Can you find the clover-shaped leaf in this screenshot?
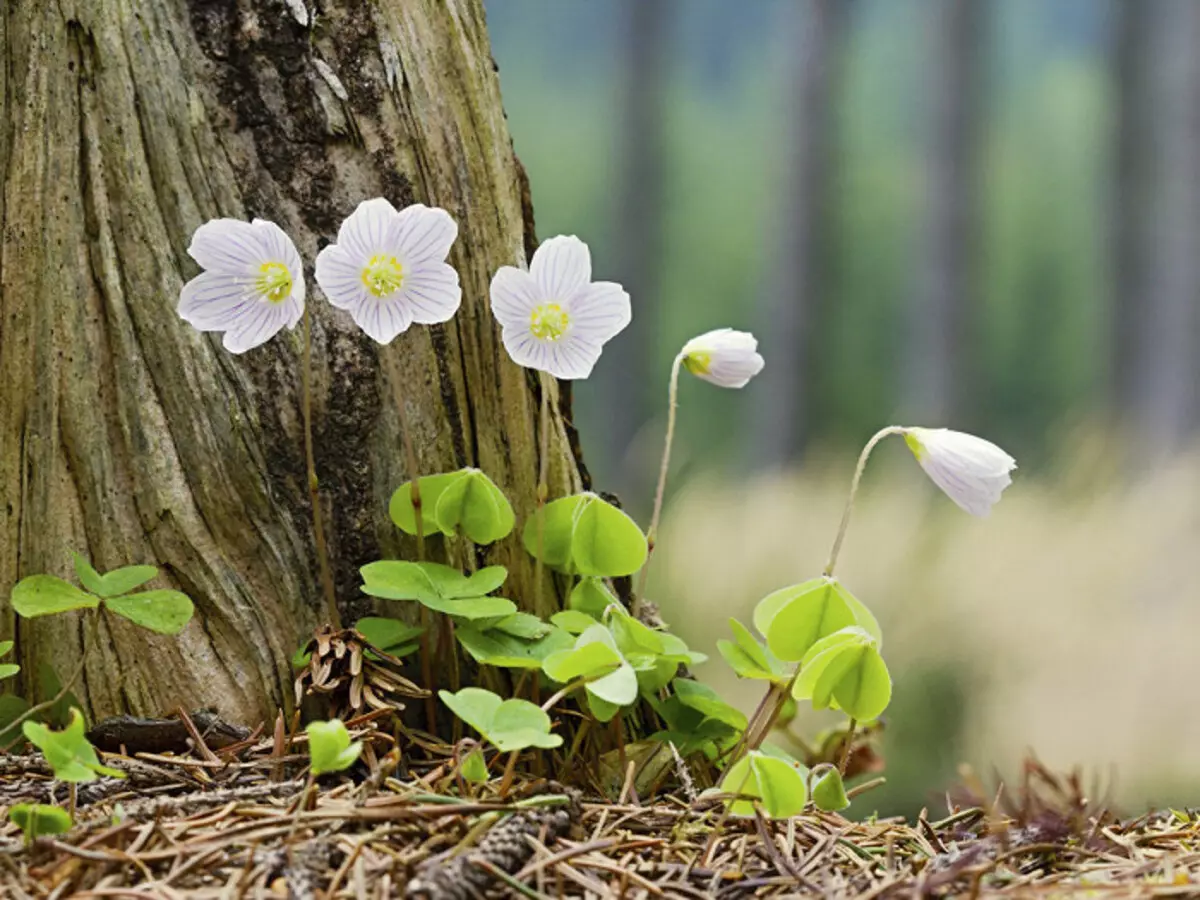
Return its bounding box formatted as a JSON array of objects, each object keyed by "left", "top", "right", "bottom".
[
  {"left": 718, "top": 618, "right": 788, "bottom": 683},
  {"left": 722, "top": 750, "right": 808, "bottom": 819},
  {"left": 0, "top": 641, "right": 19, "bottom": 680},
  {"left": 9, "top": 804, "right": 72, "bottom": 843},
  {"left": 23, "top": 709, "right": 124, "bottom": 783},
  {"left": 354, "top": 617, "right": 424, "bottom": 659},
  {"left": 550, "top": 610, "right": 597, "bottom": 635},
  {"left": 455, "top": 624, "right": 573, "bottom": 669},
  {"left": 361, "top": 562, "right": 513, "bottom": 619},
  {"left": 11, "top": 576, "right": 99, "bottom": 619},
  {"left": 433, "top": 469, "right": 516, "bottom": 544},
  {"left": 489, "top": 613, "right": 552, "bottom": 641},
  {"left": 72, "top": 553, "right": 157, "bottom": 599},
  {"left": 811, "top": 766, "right": 851, "bottom": 812},
  {"left": 569, "top": 577, "right": 619, "bottom": 617},
  {"left": 672, "top": 679, "right": 748, "bottom": 731},
  {"left": 761, "top": 577, "right": 880, "bottom": 662},
  {"left": 542, "top": 625, "right": 638, "bottom": 716},
  {"left": 793, "top": 627, "right": 892, "bottom": 722},
  {"left": 388, "top": 471, "right": 464, "bottom": 537},
  {"left": 524, "top": 493, "right": 647, "bottom": 577},
  {"left": 306, "top": 720, "right": 362, "bottom": 776},
  {"left": 438, "top": 688, "right": 562, "bottom": 752},
  {"left": 105, "top": 591, "right": 194, "bottom": 635}
]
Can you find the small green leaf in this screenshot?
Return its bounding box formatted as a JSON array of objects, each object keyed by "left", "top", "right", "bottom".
[
  {"left": 0, "top": 640, "right": 18, "bottom": 680},
  {"left": 434, "top": 469, "right": 516, "bottom": 545},
  {"left": 606, "top": 606, "right": 664, "bottom": 657},
  {"left": 490, "top": 613, "right": 551, "bottom": 640},
  {"left": 11, "top": 576, "right": 99, "bottom": 618},
  {"left": 389, "top": 472, "right": 465, "bottom": 537},
  {"left": 9, "top": 804, "right": 72, "bottom": 842},
  {"left": 306, "top": 720, "right": 362, "bottom": 776},
  {"left": 550, "top": 610, "right": 597, "bottom": 634},
  {"left": 542, "top": 626, "right": 637, "bottom": 708},
  {"left": 456, "top": 566, "right": 509, "bottom": 598},
  {"left": 455, "top": 625, "right": 572, "bottom": 669},
  {"left": 23, "top": 709, "right": 124, "bottom": 782},
  {"left": 794, "top": 628, "right": 892, "bottom": 721},
  {"left": 439, "top": 688, "right": 562, "bottom": 752},
  {"left": 104, "top": 591, "right": 194, "bottom": 635},
  {"left": 354, "top": 617, "right": 425, "bottom": 657},
  {"left": 420, "top": 595, "right": 518, "bottom": 620},
  {"left": 763, "top": 578, "right": 856, "bottom": 662},
  {"left": 73, "top": 554, "right": 157, "bottom": 599},
  {"left": 0, "top": 641, "right": 13, "bottom": 657},
  {"left": 522, "top": 495, "right": 588, "bottom": 571},
  {"left": 723, "top": 750, "right": 808, "bottom": 818},
  {"left": 571, "top": 495, "right": 648, "bottom": 577},
  {"left": 461, "top": 746, "right": 489, "bottom": 783},
  {"left": 811, "top": 768, "right": 851, "bottom": 811},
  {"left": 673, "top": 679, "right": 748, "bottom": 731},
  {"left": 360, "top": 561, "right": 442, "bottom": 605},
  {"left": 569, "top": 577, "right": 618, "bottom": 617}
]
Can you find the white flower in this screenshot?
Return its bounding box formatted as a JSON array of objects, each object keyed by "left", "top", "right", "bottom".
[
  {"left": 903, "top": 427, "right": 1016, "bottom": 516},
  {"left": 680, "top": 328, "right": 764, "bottom": 388},
  {"left": 314, "top": 198, "right": 461, "bottom": 345},
  {"left": 489, "top": 235, "right": 631, "bottom": 380},
  {"left": 178, "top": 218, "right": 305, "bottom": 354}
]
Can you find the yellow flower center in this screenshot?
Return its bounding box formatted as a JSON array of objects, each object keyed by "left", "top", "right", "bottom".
[
  {"left": 529, "top": 303, "right": 570, "bottom": 341},
  {"left": 255, "top": 262, "right": 293, "bottom": 304},
  {"left": 361, "top": 254, "right": 405, "bottom": 297},
  {"left": 683, "top": 351, "right": 712, "bottom": 376}
]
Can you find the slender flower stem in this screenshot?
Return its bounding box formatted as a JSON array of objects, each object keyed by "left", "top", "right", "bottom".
[
  {"left": 534, "top": 372, "right": 553, "bottom": 612},
  {"left": 385, "top": 349, "right": 435, "bottom": 732},
  {"left": 636, "top": 352, "right": 684, "bottom": 608},
  {"left": 838, "top": 718, "right": 857, "bottom": 776},
  {"left": 823, "top": 426, "right": 904, "bottom": 579},
  {"left": 302, "top": 305, "right": 340, "bottom": 630},
  {"left": 730, "top": 426, "right": 903, "bottom": 769}
]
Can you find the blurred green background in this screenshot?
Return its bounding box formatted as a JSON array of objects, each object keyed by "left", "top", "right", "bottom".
[{"left": 487, "top": 0, "right": 1200, "bottom": 817}]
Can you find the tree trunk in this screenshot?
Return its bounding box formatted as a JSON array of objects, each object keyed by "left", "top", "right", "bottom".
[
  {"left": 0, "top": 0, "right": 585, "bottom": 724},
  {"left": 902, "top": 0, "right": 985, "bottom": 423},
  {"left": 752, "top": 0, "right": 846, "bottom": 465}
]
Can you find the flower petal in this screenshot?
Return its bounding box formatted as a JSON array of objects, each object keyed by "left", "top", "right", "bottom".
[
  {"left": 530, "top": 235, "right": 591, "bottom": 300},
  {"left": 335, "top": 197, "right": 398, "bottom": 260},
  {"left": 188, "top": 219, "right": 275, "bottom": 273},
  {"left": 567, "top": 281, "right": 631, "bottom": 345},
  {"left": 393, "top": 205, "right": 458, "bottom": 266},
  {"left": 489, "top": 266, "right": 543, "bottom": 329},
  {"left": 178, "top": 270, "right": 259, "bottom": 328},
  {"left": 349, "top": 297, "right": 415, "bottom": 345},
  {"left": 222, "top": 302, "right": 291, "bottom": 354},
  {"left": 403, "top": 263, "right": 462, "bottom": 325}
]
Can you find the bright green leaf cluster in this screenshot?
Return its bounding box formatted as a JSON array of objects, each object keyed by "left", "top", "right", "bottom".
[
  {"left": 758, "top": 576, "right": 880, "bottom": 662},
  {"left": 9, "top": 804, "right": 72, "bottom": 843},
  {"left": 390, "top": 468, "right": 515, "bottom": 545},
  {"left": 23, "top": 709, "right": 124, "bottom": 783},
  {"left": 439, "top": 687, "right": 562, "bottom": 752},
  {"left": 306, "top": 719, "right": 362, "bottom": 776},
  {"left": 10, "top": 555, "right": 194, "bottom": 636},
  {"left": 523, "top": 493, "right": 647, "bottom": 577}
]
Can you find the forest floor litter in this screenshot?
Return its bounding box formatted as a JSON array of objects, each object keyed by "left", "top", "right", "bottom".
[{"left": 0, "top": 713, "right": 1197, "bottom": 898}]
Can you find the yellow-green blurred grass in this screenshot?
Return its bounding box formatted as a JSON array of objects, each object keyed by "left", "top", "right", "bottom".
[{"left": 651, "top": 440, "right": 1200, "bottom": 814}]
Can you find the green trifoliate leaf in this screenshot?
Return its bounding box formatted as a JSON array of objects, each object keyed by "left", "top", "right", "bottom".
[
  {"left": 551, "top": 610, "right": 598, "bottom": 634},
  {"left": 768, "top": 578, "right": 864, "bottom": 662},
  {"left": 722, "top": 750, "right": 808, "bottom": 819},
  {"left": 361, "top": 562, "right": 509, "bottom": 619},
  {"left": 389, "top": 471, "right": 464, "bottom": 537},
  {"left": 104, "top": 591, "right": 194, "bottom": 635},
  {"left": 72, "top": 553, "right": 157, "bottom": 599},
  {"left": 542, "top": 625, "right": 638, "bottom": 708},
  {"left": 718, "top": 618, "right": 787, "bottom": 682},
  {"left": 23, "top": 709, "right": 124, "bottom": 783},
  {"left": 569, "top": 576, "right": 619, "bottom": 617},
  {"left": 461, "top": 746, "right": 489, "bottom": 783},
  {"left": 605, "top": 605, "right": 664, "bottom": 658},
  {"left": 11, "top": 576, "right": 99, "bottom": 619},
  {"left": 570, "top": 496, "right": 647, "bottom": 577},
  {"left": 522, "top": 494, "right": 587, "bottom": 571},
  {"left": 794, "top": 627, "right": 892, "bottom": 722},
  {"left": 672, "top": 679, "right": 748, "bottom": 731},
  {"left": 455, "top": 624, "right": 572, "bottom": 669},
  {"left": 306, "top": 720, "right": 362, "bottom": 776},
  {"left": 421, "top": 595, "right": 518, "bottom": 620},
  {"left": 9, "top": 804, "right": 72, "bottom": 842},
  {"left": 361, "top": 561, "right": 441, "bottom": 604},
  {"left": 439, "top": 688, "right": 562, "bottom": 752},
  {"left": 354, "top": 617, "right": 424, "bottom": 659},
  {"left": 489, "top": 613, "right": 551, "bottom": 640},
  {"left": 433, "top": 468, "right": 516, "bottom": 545},
  {"left": 811, "top": 767, "right": 851, "bottom": 812}
]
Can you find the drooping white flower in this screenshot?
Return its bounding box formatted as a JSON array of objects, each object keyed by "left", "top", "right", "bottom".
[
  {"left": 178, "top": 218, "right": 305, "bottom": 353},
  {"left": 680, "top": 328, "right": 764, "bottom": 388},
  {"left": 489, "top": 235, "right": 631, "bottom": 380},
  {"left": 314, "top": 198, "right": 461, "bottom": 345},
  {"left": 903, "top": 427, "right": 1016, "bottom": 516}
]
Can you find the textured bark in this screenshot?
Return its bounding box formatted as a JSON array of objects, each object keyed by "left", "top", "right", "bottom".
[
  {"left": 902, "top": 0, "right": 985, "bottom": 422},
  {"left": 0, "top": 0, "right": 585, "bottom": 722}
]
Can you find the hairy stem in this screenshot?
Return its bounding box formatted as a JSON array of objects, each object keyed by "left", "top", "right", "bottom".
[
  {"left": 823, "top": 426, "right": 904, "bottom": 578},
  {"left": 636, "top": 352, "right": 684, "bottom": 609},
  {"left": 302, "top": 305, "right": 340, "bottom": 630}
]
